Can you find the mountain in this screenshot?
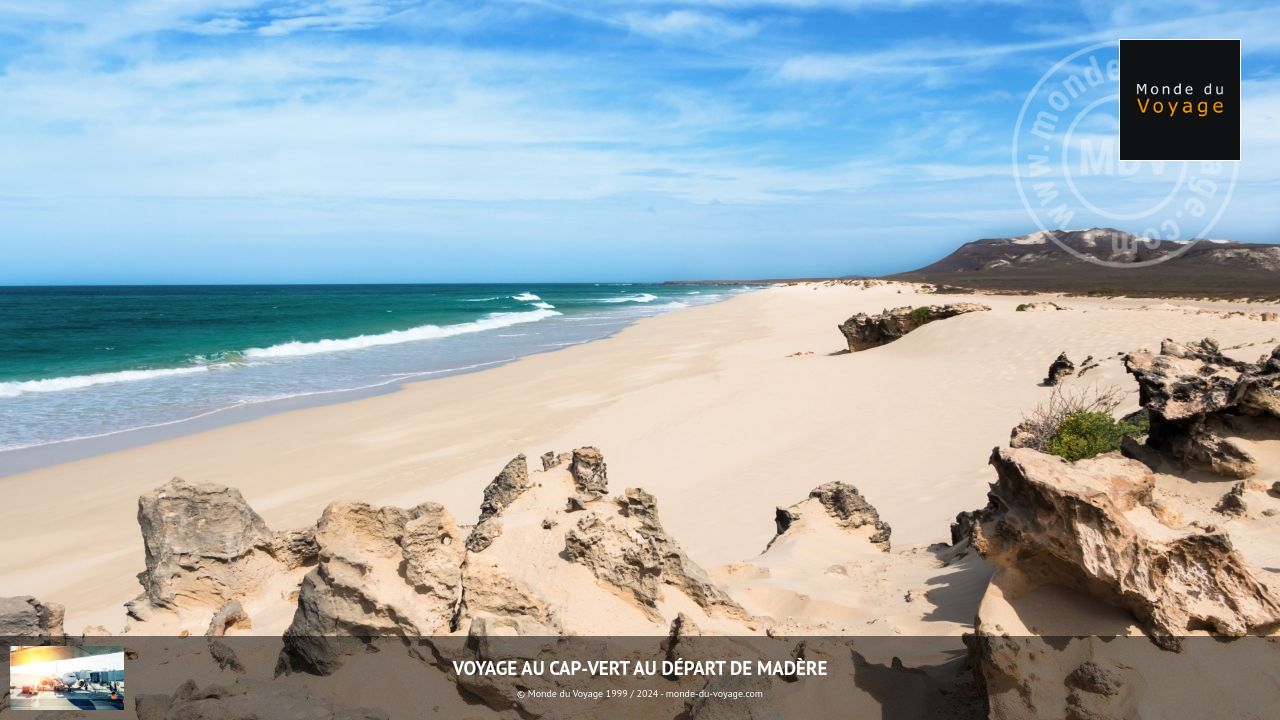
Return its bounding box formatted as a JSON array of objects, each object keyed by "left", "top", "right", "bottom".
[{"left": 891, "top": 228, "right": 1280, "bottom": 298}]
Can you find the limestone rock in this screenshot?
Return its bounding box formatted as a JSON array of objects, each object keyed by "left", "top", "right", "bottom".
[
  {"left": 205, "top": 600, "right": 250, "bottom": 637},
  {"left": 775, "top": 482, "right": 891, "bottom": 552},
  {"left": 0, "top": 596, "right": 65, "bottom": 636},
  {"left": 569, "top": 446, "right": 608, "bottom": 497},
  {"left": 1124, "top": 341, "right": 1280, "bottom": 478},
  {"left": 1043, "top": 352, "right": 1075, "bottom": 386},
  {"left": 467, "top": 455, "right": 530, "bottom": 553},
  {"left": 148, "top": 679, "right": 386, "bottom": 720},
  {"left": 564, "top": 488, "right": 742, "bottom": 618},
  {"left": 971, "top": 447, "right": 1280, "bottom": 646},
  {"left": 132, "top": 478, "right": 316, "bottom": 614},
  {"left": 837, "top": 303, "right": 989, "bottom": 352},
  {"left": 541, "top": 450, "right": 572, "bottom": 470}
]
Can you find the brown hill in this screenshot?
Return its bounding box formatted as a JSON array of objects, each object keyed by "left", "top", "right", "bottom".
[{"left": 892, "top": 228, "right": 1280, "bottom": 298}]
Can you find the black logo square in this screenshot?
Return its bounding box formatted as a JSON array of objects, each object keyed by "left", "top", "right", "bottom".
[{"left": 1120, "top": 39, "right": 1240, "bottom": 161}]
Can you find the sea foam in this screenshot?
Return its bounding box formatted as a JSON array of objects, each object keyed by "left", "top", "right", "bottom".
[
  {"left": 243, "top": 308, "right": 560, "bottom": 359},
  {"left": 0, "top": 309, "right": 561, "bottom": 397}
]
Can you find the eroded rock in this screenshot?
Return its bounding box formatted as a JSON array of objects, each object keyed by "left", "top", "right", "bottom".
[
  {"left": 1124, "top": 341, "right": 1280, "bottom": 478},
  {"left": 570, "top": 446, "right": 608, "bottom": 497},
  {"left": 564, "top": 488, "right": 742, "bottom": 618},
  {"left": 467, "top": 455, "right": 530, "bottom": 553},
  {"left": 774, "top": 482, "right": 891, "bottom": 552},
  {"left": 837, "top": 303, "right": 989, "bottom": 352},
  {"left": 0, "top": 596, "right": 65, "bottom": 636},
  {"left": 970, "top": 447, "right": 1280, "bottom": 646},
  {"left": 131, "top": 478, "right": 316, "bottom": 616},
  {"left": 1043, "top": 352, "right": 1075, "bottom": 386}
]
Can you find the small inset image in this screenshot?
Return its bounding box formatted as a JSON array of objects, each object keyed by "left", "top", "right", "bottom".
[{"left": 8, "top": 646, "right": 125, "bottom": 711}]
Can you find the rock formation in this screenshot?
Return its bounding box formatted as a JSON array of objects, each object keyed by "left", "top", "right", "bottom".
[
  {"left": 969, "top": 447, "right": 1280, "bottom": 647},
  {"left": 774, "top": 482, "right": 891, "bottom": 552},
  {"left": 278, "top": 501, "right": 465, "bottom": 673},
  {"left": 466, "top": 454, "right": 530, "bottom": 552},
  {"left": 564, "top": 488, "right": 743, "bottom": 619},
  {"left": 837, "top": 303, "right": 989, "bottom": 352},
  {"left": 569, "top": 446, "right": 608, "bottom": 497},
  {"left": 1124, "top": 340, "right": 1280, "bottom": 478},
  {"left": 0, "top": 595, "right": 65, "bottom": 636},
  {"left": 1043, "top": 352, "right": 1074, "bottom": 386},
  {"left": 128, "top": 478, "right": 317, "bottom": 622}
]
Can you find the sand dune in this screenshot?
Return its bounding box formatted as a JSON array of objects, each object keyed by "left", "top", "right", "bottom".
[{"left": 3, "top": 282, "right": 1279, "bottom": 633}]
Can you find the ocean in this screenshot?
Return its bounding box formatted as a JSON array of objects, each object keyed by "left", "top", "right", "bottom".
[{"left": 0, "top": 284, "right": 748, "bottom": 452}]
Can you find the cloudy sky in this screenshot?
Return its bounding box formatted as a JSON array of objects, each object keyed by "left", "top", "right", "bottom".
[{"left": 1, "top": 0, "right": 1277, "bottom": 283}]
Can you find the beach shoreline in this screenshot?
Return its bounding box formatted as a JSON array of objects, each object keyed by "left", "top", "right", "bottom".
[{"left": 5, "top": 281, "right": 1280, "bottom": 633}]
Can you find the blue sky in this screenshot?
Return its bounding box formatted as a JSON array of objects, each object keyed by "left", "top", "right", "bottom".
[{"left": 1, "top": 0, "right": 1277, "bottom": 283}]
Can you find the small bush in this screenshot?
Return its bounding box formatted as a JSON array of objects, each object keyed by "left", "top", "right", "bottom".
[
  {"left": 907, "top": 306, "right": 933, "bottom": 324},
  {"left": 1045, "top": 410, "right": 1148, "bottom": 461},
  {"left": 1015, "top": 385, "right": 1127, "bottom": 452},
  {"left": 1015, "top": 303, "right": 1030, "bottom": 312}
]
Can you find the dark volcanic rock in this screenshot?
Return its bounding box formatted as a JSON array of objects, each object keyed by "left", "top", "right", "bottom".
[
  {"left": 837, "top": 304, "right": 989, "bottom": 352},
  {"left": 1043, "top": 352, "right": 1075, "bottom": 386}
]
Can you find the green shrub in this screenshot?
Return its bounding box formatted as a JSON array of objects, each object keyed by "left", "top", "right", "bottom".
[
  {"left": 1045, "top": 410, "right": 1148, "bottom": 461},
  {"left": 1015, "top": 303, "right": 1030, "bottom": 312},
  {"left": 907, "top": 306, "right": 932, "bottom": 324}
]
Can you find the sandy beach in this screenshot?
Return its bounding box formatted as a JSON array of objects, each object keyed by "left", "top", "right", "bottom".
[{"left": 4, "top": 281, "right": 1280, "bottom": 633}]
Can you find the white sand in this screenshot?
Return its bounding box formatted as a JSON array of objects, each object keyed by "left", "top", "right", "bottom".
[{"left": 3, "top": 282, "right": 1279, "bottom": 632}]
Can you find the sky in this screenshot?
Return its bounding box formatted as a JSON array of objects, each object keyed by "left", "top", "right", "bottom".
[{"left": 0, "top": 0, "right": 1277, "bottom": 283}]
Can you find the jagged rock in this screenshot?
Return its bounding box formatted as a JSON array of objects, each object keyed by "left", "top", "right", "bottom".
[
  {"left": 540, "top": 450, "right": 572, "bottom": 470},
  {"left": 569, "top": 446, "right": 608, "bottom": 496},
  {"left": 1008, "top": 420, "right": 1038, "bottom": 449},
  {"left": 479, "top": 455, "right": 531, "bottom": 518},
  {"left": 1044, "top": 352, "right": 1075, "bottom": 385},
  {"left": 1214, "top": 482, "right": 1248, "bottom": 516},
  {"left": 949, "top": 510, "right": 981, "bottom": 547},
  {"left": 133, "top": 478, "right": 317, "bottom": 614},
  {"left": 209, "top": 638, "right": 246, "bottom": 673},
  {"left": 1065, "top": 660, "right": 1123, "bottom": 697},
  {"left": 455, "top": 557, "right": 557, "bottom": 635},
  {"left": 1124, "top": 342, "right": 1280, "bottom": 478},
  {"left": 1173, "top": 420, "right": 1257, "bottom": 478},
  {"left": 775, "top": 482, "right": 891, "bottom": 551},
  {"left": 661, "top": 612, "right": 699, "bottom": 675},
  {"left": 837, "top": 303, "right": 989, "bottom": 352},
  {"left": 541, "top": 517, "right": 558, "bottom": 530},
  {"left": 1159, "top": 337, "right": 1253, "bottom": 370},
  {"left": 564, "top": 488, "right": 742, "bottom": 618},
  {"left": 971, "top": 447, "right": 1280, "bottom": 647},
  {"left": 467, "top": 455, "right": 530, "bottom": 553},
  {"left": 0, "top": 596, "right": 65, "bottom": 636},
  {"left": 278, "top": 501, "right": 464, "bottom": 674}
]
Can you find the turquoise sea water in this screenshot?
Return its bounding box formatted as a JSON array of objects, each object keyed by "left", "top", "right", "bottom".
[{"left": 0, "top": 284, "right": 746, "bottom": 451}]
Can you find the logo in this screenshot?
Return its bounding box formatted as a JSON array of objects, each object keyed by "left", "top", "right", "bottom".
[{"left": 1012, "top": 41, "right": 1238, "bottom": 268}]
